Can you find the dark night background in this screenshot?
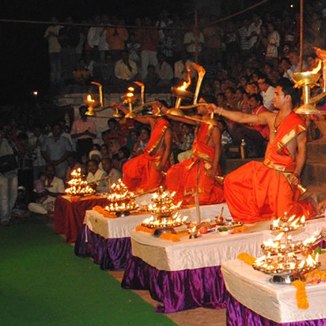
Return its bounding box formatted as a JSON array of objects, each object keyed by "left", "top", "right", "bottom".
[
  {"left": 1, "top": 0, "right": 196, "bottom": 105},
  {"left": 1, "top": 0, "right": 296, "bottom": 106}
]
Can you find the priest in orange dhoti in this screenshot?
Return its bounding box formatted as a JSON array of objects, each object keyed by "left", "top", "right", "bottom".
[
  {"left": 163, "top": 95, "right": 225, "bottom": 205},
  {"left": 212, "top": 78, "right": 312, "bottom": 223},
  {"left": 119, "top": 104, "right": 171, "bottom": 193}
]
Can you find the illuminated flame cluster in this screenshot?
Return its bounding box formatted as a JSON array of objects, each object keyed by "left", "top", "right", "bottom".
[
  {"left": 104, "top": 179, "right": 138, "bottom": 213},
  {"left": 65, "top": 168, "right": 95, "bottom": 196},
  {"left": 252, "top": 214, "right": 321, "bottom": 276},
  {"left": 271, "top": 214, "right": 306, "bottom": 232},
  {"left": 141, "top": 186, "right": 188, "bottom": 229}
]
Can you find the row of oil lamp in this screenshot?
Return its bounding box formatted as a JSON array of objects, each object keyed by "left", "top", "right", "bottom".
[
  {"left": 252, "top": 213, "right": 321, "bottom": 280},
  {"left": 65, "top": 168, "right": 95, "bottom": 196},
  {"left": 141, "top": 187, "right": 188, "bottom": 231},
  {"left": 104, "top": 179, "right": 138, "bottom": 213}
]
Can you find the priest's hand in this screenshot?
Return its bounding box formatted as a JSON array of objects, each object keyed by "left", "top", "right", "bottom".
[{"left": 318, "top": 200, "right": 326, "bottom": 214}]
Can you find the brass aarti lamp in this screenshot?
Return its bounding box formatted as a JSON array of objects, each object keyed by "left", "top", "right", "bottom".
[
  {"left": 122, "top": 87, "right": 138, "bottom": 119},
  {"left": 292, "top": 60, "right": 322, "bottom": 115}
]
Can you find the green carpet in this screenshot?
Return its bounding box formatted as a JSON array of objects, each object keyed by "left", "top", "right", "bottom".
[{"left": 0, "top": 218, "right": 175, "bottom": 326}]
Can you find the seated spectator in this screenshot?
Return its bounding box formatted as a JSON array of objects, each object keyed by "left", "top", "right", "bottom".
[
  {"left": 100, "top": 143, "right": 110, "bottom": 159},
  {"left": 112, "top": 153, "right": 122, "bottom": 172},
  {"left": 279, "top": 57, "right": 293, "bottom": 80},
  {"left": 89, "top": 149, "right": 103, "bottom": 169},
  {"left": 118, "top": 146, "right": 130, "bottom": 169},
  {"left": 227, "top": 93, "right": 269, "bottom": 157},
  {"left": 114, "top": 50, "right": 138, "bottom": 90},
  {"left": 144, "top": 64, "right": 160, "bottom": 93},
  {"left": 257, "top": 73, "right": 275, "bottom": 111},
  {"left": 97, "top": 158, "right": 122, "bottom": 192},
  {"left": 172, "top": 123, "right": 194, "bottom": 163},
  {"left": 86, "top": 159, "right": 105, "bottom": 190},
  {"left": 131, "top": 127, "right": 150, "bottom": 157},
  {"left": 72, "top": 58, "right": 91, "bottom": 84},
  {"left": 65, "top": 153, "right": 83, "bottom": 183},
  {"left": 102, "top": 118, "right": 126, "bottom": 147},
  {"left": 28, "top": 164, "right": 65, "bottom": 216},
  {"left": 156, "top": 53, "right": 173, "bottom": 91}
]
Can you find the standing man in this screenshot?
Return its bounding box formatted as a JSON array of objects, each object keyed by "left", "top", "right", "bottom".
[
  {"left": 119, "top": 104, "right": 171, "bottom": 193},
  {"left": 71, "top": 105, "right": 97, "bottom": 161},
  {"left": 212, "top": 78, "right": 308, "bottom": 223},
  {"left": 164, "top": 96, "right": 224, "bottom": 205},
  {"left": 44, "top": 17, "right": 62, "bottom": 88},
  {"left": 41, "top": 123, "right": 72, "bottom": 180}
]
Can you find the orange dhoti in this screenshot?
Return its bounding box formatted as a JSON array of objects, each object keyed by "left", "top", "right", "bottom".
[
  {"left": 166, "top": 123, "right": 224, "bottom": 205},
  {"left": 123, "top": 152, "right": 166, "bottom": 192},
  {"left": 224, "top": 161, "right": 300, "bottom": 223},
  {"left": 123, "top": 118, "right": 170, "bottom": 192},
  {"left": 166, "top": 157, "right": 224, "bottom": 205},
  {"left": 225, "top": 112, "right": 314, "bottom": 223}
]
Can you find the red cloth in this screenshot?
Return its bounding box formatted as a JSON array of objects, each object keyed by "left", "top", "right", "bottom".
[
  {"left": 53, "top": 195, "right": 109, "bottom": 243},
  {"left": 224, "top": 112, "right": 310, "bottom": 223},
  {"left": 166, "top": 123, "right": 224, "bottom": 205},
  {"left": 122, "top": 119, "right": 170, "bottom": 192}
]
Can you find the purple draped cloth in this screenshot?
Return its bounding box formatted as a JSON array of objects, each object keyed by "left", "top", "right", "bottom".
[
  {"left": 121, "top": 255, "right": 227, "bottom": 313},
  {"left": 226, "top": 294, "right": 326, "bottom": 326},
  {"left": 75, "top": 225, "right": 131, "bottom": 270}
]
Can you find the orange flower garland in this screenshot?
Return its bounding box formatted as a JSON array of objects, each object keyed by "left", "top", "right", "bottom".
[
  {"left": 291, "top": 280, "right": 309, "bottom": 309},
  {"left": 237, "top": 252, "right": 256, "bottom": 265}
]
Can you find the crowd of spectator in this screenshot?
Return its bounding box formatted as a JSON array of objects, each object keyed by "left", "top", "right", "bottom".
[{"left": 44, "top": 2, "right": 326, "bottom": 95}]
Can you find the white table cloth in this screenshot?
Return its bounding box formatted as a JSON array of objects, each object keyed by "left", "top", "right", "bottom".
[
  {"left": 222, "top": 259, "right": 326, "bottom": 323},
  {"left": 130, "top": 217, "right": 326, "bottom": 272},
  {"left": 84, "top": 203, "right": 231, "bottom": 239}
]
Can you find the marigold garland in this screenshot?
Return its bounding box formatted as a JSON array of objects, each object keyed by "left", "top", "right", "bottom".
[
  {"left": 291, "top": 280, "right": 309, "bottom": 309},
  {"left": 230, "top": 225, "right": 248, "bottom": 234},
  {"left": 160, "top": 231, "right": 189, "bottom": 242},
  {"left": 304, "top": 269, "right": 326, "bottom": 284},
  {"left": 92, "top": 206, "right": 117, "bottom": 218},
  {"left": 237, "top": 252, "right": 256, "bottom": 265},
  {"left": 135, "top": 225, "right": 155, "bottom": 233}
]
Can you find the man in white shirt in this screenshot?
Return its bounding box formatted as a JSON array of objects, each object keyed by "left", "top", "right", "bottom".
[
  {"left": 86, "top": 159, "right": 105, "bottom": 191},
  {"left": 173, "top": 52, "right": 195, "bottom": 82},
  {"left": 44, "top": 17, "right": 63, "bottom": 87},
  {"left": 114, "top": 50, "right": 138, "bottom": 81},
  {"left": 257, "top": 74, "right": 275, "bottom": 111},
  {"left": 97, "top": 158, "right": 121, "bottom": 192},
  {"left": 183, "top": 26, "right": 205, "bottom": 61},
  {"left": 28, "top": 164, "right": 65, "bottom": 215}
]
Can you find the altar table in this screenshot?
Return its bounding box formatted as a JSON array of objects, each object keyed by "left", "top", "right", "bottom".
[
  {"left": 222, "top": 259, "right": 326, "bottom": 325},
  {"left": 75, "top": 203, "right": 230, "bottom": 270},
  {"left": 121, "top": 228, "right": 268, "bottom": 313},
  {"left": 122, "top": 218, "right": 326, "bottom": 313},
  {"left": 53, "top": 195, "right": 109, "bottom": 243}
]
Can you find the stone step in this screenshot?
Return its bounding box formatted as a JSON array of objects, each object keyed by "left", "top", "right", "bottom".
[
  {"left": 302, "top": 161, "right": 326, "bottom": 186},
  {"left": 302, "top": 184, "right": 326, "bottom": 203},
  {"left": 307, "top": 141, "right": 326, "bottom": 160}
]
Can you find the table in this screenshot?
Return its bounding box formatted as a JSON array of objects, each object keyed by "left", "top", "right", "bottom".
[
  {"left": 75, "top": 210, "right": 151, "bottom": 270},
  {"left": 75, "top": 203, "right": 230, "bottom": 270},
  {"left": 122, "top": 228, "right": 268, "bottom": 313},
  {"left": 222, "top": 260, "right": 326, "bottom": 325},
  {"left": 122, "top": 218, "right": 326, "bottom": 313},
  {"left": 53, "top": 195, "right": 109, "bottom": 243}
]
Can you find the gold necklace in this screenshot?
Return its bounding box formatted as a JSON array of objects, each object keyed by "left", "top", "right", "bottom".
[{"left": 273, "top": 112, "right": 280, "bottom": 134}]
